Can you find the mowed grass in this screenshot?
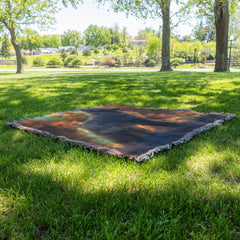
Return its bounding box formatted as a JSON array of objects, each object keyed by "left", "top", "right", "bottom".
[{"left": 0, "top": 71, "right": 239, "bottom": 239}]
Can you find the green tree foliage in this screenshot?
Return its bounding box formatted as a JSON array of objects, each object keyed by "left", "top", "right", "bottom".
[
  {"left": 41, "top": 34, "right": 61, "bottom": 48},
  {"left": 62, "top": 0, "right": 82, "bottom": 8},
  {"left": 94, "top": 48, "right": 100, "bottom": 54},
  {"left": 61, "top": 30, "right": 83, "bottom": 49},
  {"left": 19, "top": 29, "right": 42, "bottom": 51},
  {"left": 77, "top": 24, "right": 130, "bottom": 48},
  {"left": 144, "top": 58, "right": 157, "bottom": 67},
  {"left": 193, "top": 21, "right": 215, "bottom": 42},
  {"left": 0, "top": 0, "right": 61, "bottom": 73},
  {"left": 20, "top": 33, "right": 62, "bottom": 50},
  {"left": 96, "top": 0, "right": 178, "bottom": 71},
  {"left": 60, "top": 49, "right": 68, "bottom": 60},
  {"left": 229, "top": 5, "right": 240, "bottom": 40},
  {"left": 109, "top": 24, "right": 121, "bottom": 45},
  {"left": 70, "top": 48, "right": 78, "bottom": 55},
  {"left": 21, "top": 33, "right": 61, "bottom": 49},
  {"left": 121, "top": 27, "right": 129, "bottom": 44},
  {"left": 64, "top": 55, "right": 76, "bottom": 66},
  {"left": 84, "top": 25, "right": 111, "bottom": 47},
  {"left": 0, "top": 0, "right": 81, "bottom": 73},
  {"left": 71, "top": 57, "right": 83, "bottom": 67},
  {"left": 0, "top": 36, "right": 11, "bottom": 59},
  {"left": 82, "top": 48, "right": 91, "bottom": 57},
  {"left": 146, "top": 36, "right": 162, "bottom": 63},
  {"left": 135, "top": 45, "right": 145, "bottom": 58},
  {"left": 170, "top": 38, "right": 216, "bottom": 61},
  {"left": 134, "top": 28, "right": 154, "bottom": 43}
]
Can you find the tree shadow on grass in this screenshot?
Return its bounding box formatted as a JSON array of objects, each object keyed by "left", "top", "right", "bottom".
[
  {"left": 1, "top": 143, "right": 240, "bottom": 239},
  {"left": 0, "top": 71, "right": 212, "bottom": 115},
  {"left": 1, "top": 71, "right": 239, "bottom": 170},
  {"left": 0, "top": 71, "right": 240, "bottom": 239}
]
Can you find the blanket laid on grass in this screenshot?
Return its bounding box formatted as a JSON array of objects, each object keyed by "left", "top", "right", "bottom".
[{"left": 5, "top": 105, "right": 235, "bottom": 162}]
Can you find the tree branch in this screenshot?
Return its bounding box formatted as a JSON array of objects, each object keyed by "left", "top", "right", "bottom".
[{"left": 0, "top": 17, "right": 11, "bottom": 30}]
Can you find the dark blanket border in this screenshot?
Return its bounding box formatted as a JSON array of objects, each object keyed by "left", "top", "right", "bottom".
[{"left": 5, "top": 105, "right": 236, "bottom": 162}]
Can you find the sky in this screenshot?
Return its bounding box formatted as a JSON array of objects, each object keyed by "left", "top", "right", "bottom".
[{"left": 40, "top": 1, "right": 195, "bottom": 37}]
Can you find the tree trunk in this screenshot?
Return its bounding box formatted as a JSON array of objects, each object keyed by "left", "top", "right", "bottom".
[
  {"left": 160, "top": 0, "right": 172, "bottom": 71},
  {"left": 9, "top": 27, "right": 24, "bottom": 73},
  {"left": 214, "top": 0, "right": 229, "bottom": 72}
]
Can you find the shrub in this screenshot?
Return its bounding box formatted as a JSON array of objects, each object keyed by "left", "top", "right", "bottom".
[
  {"left": 112, "top": 55, "right": 123, "bottom": 67},
  {"left": 106, "top": 45, "right": 112, "bottom": 51},
  {"left": 71, "top": 57, "right": 83, "bottom": 67},
  {"left": 208, "top": 54, "right": 215, "bottom": 60},
  {"left": 114, "top": 49, "right": 124, "bottom": 55},
  {"left": 94, "top": 58, "right": 101, "bottom": 66},
  {"left": 193, "top": 49, "right": 199, "bottom": 63},
  {"left": 123, "top": 53, "right": 130, "bottom": 67},
  {"left": 64, "top": 56, "right": 83, "bottom": 67},
  {"left": 33, "top": 56, "right": 45, "bottom": 67},
  {"left": 47, "top": 57, "right": 62, "bottom": 68},
  {"left": 133, "top": 58, "right": 143, "bottom": 67},
  {"left": 70, "top": 48, "right": 78, "bottom": 55},
  {"left": 64, "top": 56, "right": 75, "bottom": 66},
  {"left": 103, "top": 49, "right": 108, "bottom": 55},
  {"left": 120, "top": 43, "right": 126, "bottom": 48},
  {"left": 60, "top": 49, "right": 68, "bottom": 60},
  {"left": 144, "top": 58, "right": 156, "bottom": 67},
  {"left": 122, "top": 47, "right": 128, "bottom": 53},
  {"left": 102, "top": 57, "right": 116, "bottom": 67},
  {"left": 126, "top": 60, "right": 134, "bottom": 67},
  {"left": 171, "top": 62, "right": 180, "bottom": 68},
  {"left": 112, "top": 44, "right": 119, "bottom": 51},
  {"left": 232, "top": 48, "right": 240, "bottom": 62},
  {"left": 129, "top": 43, "right": 134, "bottom": 50},
  {"left": 173, "top": 50, "right": 187, "bottom": 59},
  {"left": 200, "top": 56, "right": 207, "bottom": 64},
  {"left": 170, "top": 58, "right": 185, "bottom": 65},
  {"left": 94, "top": 48, "right": 99, "bottom": 54},
  {"left": 82, "top": 49, "right": 91, "bottom": 57},
  {"left": 22, "top": 56, "right": 28, "bottom": 65}
]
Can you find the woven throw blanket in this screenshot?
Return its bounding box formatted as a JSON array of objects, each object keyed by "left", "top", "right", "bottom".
[{"left": 5, "top": 105, "right": 235, "bottom": 162}]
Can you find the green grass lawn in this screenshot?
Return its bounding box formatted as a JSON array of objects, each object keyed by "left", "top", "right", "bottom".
[{"left": 0, "top": 71, "right": 239, "bottom": 239}]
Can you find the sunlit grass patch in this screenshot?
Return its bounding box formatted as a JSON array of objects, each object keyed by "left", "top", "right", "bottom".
[{"left": 0, "top": 71, "right": 239, "bottom": 239}]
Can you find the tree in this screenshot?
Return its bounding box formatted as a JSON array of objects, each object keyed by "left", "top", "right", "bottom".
[
  {"left": 229, "top": 5, "right": 240, "bottom": 40},
  {"left": 60, "top": 49, "right": 68, "bottom": 60},
  {"left": 0, "top": 0, "right": 60, "bottom": 73},
  {"left": 146, "top": 36, "right": 162, "bottom": 63},
  {"left": 188, "top": 0, "right": 239, "bottom": 72},
  {"left": 96, "top": 0, "right": 177, "bottom": 71},
  {"left": 0, "top": 0, "right": 82, "bottom": 73},
  {"left": 109, "top": 24, "right": 121, "bottom": 45},
  {"left": 134, "top": 28, "right": 154, "bottom": 44},
  {"left": 159, "top": 0, "right": 172, "bottom": 71},
  {"left": 84, "top": 25, "right": 111, "bottom": 47},
  {"left": 1, "top": 36, "right": 11, "bottom": 59},
  {"left": 20, "top": 29, "right": 42, "bottom": 51},
  {"left": 214, "top": 0, "right": 229, "bottom": 71},
  {"left": 40, "top": 34, "right": 61, "bottom": 48},
  {"left": 121, "top": 27, "right": 129, "bottom": 44},
  {"left": 61, "top": 30, "right": 83, "bottom": 49},
  {"left": 193, "top": 21, "right": 215, "bottom": 42}
]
